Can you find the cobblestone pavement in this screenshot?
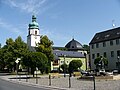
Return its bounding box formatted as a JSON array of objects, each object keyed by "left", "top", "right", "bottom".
[{"left": 1, "top": 75, "right": 120, "bottom": 90}]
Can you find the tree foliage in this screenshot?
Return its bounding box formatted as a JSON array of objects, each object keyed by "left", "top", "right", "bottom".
[
  {"left": 22, "top": 52, "right": 48, "bottom": 75},
  {"left": 0, "top": 35, "right": 54, "bottom": 74},
  {"left": 0, "top": 36, "right": 29, "bottom": 72},
  {"left": 69, "top": 60, "right": 83, "bottom": 73},
  {"left": 60, "top": 63, "right": 68, "bottom": 73},
  {"left": 94, "top": 56, "right": 108, "bottom": 69},
  {"left": 83, "top": 44, "right": 90, "bottom": 53},
  {"left": 36, "top": 35, "right": 54, "bottom": 64}
]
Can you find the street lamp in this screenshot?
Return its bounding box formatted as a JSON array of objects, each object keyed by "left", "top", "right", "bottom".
[{"left": 63, "top": 55, "right": 66, "bottom": 77}]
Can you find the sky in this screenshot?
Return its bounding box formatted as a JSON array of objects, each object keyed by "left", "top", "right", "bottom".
[{"left": 0, "top": 0, "right": 120, "bottom": 47}]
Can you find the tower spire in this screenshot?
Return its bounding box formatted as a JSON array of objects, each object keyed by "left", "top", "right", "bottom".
[
  {"left": 29, "top": 15, "right": 39, "bottom": 29},
  {"left": 32, "top": 15, "right": 36, "bottom": 22}
]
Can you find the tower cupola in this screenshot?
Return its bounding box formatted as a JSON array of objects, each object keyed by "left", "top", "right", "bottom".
[{"left": 29, "top": 15, "right": 39, "bottom": 29}]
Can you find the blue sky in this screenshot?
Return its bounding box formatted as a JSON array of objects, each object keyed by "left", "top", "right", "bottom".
[{"left": 0, "top": 0, "right": 120, "bottom": 47}]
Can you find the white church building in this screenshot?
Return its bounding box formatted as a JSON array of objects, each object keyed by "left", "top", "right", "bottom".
[{"left": 27, "top": 15, "right": 40, "bottom": 51}]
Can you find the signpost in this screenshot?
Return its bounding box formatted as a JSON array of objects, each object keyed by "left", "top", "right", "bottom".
[{"left": 15, "top": 58, "right": 21, "bottom": 80}]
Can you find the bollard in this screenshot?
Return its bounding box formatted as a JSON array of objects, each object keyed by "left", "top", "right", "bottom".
[
  {"left": 26, "top": 72, "right": 28, "bottom": 82},
  {"left": 19, "top": 74, "right": 21, "bottom": 81},
  {"left": 69, "top": 75, "right": 71, "bottom": 88},
  {"left": 36, "top": 73, "right": 38, "bottom": 84},
  {"left": 49, "top": 74, "right": 51, "bottom": 86},
  {"left": 93, "top": 75, "right": 95, "bottom": 90}
]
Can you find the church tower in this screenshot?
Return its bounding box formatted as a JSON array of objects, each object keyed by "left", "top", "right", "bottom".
[{"left": 27, "top": 15, "right": 40, "bottom": 50}]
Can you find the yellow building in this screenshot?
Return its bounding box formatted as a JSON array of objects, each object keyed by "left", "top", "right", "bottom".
[
  {"left": 51, "top": 38, "right": 88, "bottom": 72},
  {"left": 51, "top": 50, "right": 86, "bottom": 71}
]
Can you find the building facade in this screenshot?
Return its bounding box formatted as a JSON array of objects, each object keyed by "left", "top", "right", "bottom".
[
  {"left": 51, "top": 50, "right": 86, "bottom": 71},
  {"left": 51, "top": 38, "right": 88, "bottom": 71},
  {"left": 89, "top": 27, "right": 120, "bottom": 71}
]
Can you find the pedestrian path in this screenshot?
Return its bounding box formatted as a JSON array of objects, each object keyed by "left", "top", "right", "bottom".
[{"left": 1, "top": 74, "right": 120, "bottom": 90}]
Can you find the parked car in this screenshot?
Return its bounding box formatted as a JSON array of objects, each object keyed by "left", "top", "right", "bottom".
[
  {"left": 112, "top": 69, "right": 118, "bottom": 75},
  {"left": 80, "top": 70, "right": 90, "bottom": 76},
  {"left": 99, "top": 69, "right": 108, "bottom": 76}
]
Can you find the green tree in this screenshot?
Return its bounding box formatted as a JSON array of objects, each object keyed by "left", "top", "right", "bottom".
[
  {"left": 2, "top": 38, "right": 15, "bottom": 71},
  {"left": 0, "top": 47, "right": 5, "bottom": 70},
  {"left": 0, "top": 36, "right": 29, "bottom": 72},
  {"left": 83, "top": 44, "right": 90, "bottom": 53},
  {"left": 94, "top": 56, "right": 108, "bottom": 70},
  {"left": 22, "top": 52, "right": 48, "bottom": 76},
  {"left": 69, "top": 60, "right": 83, "bottom": 74},
  {"left": 14, "top": 36, "right": 29, "bottom": 58},
  {"left": 60, "top": 63, "right": 68, "bottom": 73},
  {"left": 36, "top": 35, "right": 54, "bottom": 72},
  {"left": 0, "top": 43, "right": 1, "bottom": 48}
]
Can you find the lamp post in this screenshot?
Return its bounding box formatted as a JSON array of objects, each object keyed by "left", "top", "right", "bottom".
[
  {"left": 64, "top": 55, "right": 66, "bottom": 77},
  {"left": 84, "top": 53, "right": 87, "bottom": 70},
  {"left": 117, "top": 56, "right": 120, "bottom": 73},
  {"left": 35, "top": 58, "right": 38, "bottom": 84},
  {"left": 36, "top": 67, "right": 38, "bottom": 84},
  {"left": 93, "top": 74, "right": 95, "bottom": 90}
]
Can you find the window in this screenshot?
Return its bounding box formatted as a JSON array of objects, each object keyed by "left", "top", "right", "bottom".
[
  {"left": 116, "top": 39, "right": 119, "bottom": 45},
  {"left": 111, "top": 51, "right": 114, "bottom": 57},
  {"left": 103, "top": 42, "right": 106, "bottom": 47},
  {"left": 104, "top": 52, "right": 107, "bottom": 57},
  {"left": 35, "top": 31, "right": 37, "bottom": 35},
  {"left": 92, "top": 44, "right": 94, "bottom": 49},
  {"left": 97, "top": 53, "right": 100, "bottom": 57},
  {"left": 105, "top": 34, "right": 110, "bottom": 38},
  {"left": 67, "top": 61, "right": 69, "bottom": 63},
  {"left": 53, "top": 61, "right": 58, "bottom": 65},
  {"left": 117, "top": 50, "right": 120, "bottom": 56},
  {"left": 61, "top": 61, "right": 63, "bottom": 64},
  {"left": 110, "top": 40, "right": 113, "bottom": 46},
  {"left": 72, "top": 46, "right": 74, "bottom": 48},
  {"left": 92, "top": 54, "right": 95, "bottom": 59},
  {"left": 96, "top": 43, "right": 99, "bottom": 48}
]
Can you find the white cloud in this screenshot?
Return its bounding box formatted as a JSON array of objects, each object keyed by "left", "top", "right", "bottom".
[
  {"left": 4, "top": 0, "right": 51, "bottom": 15},
  {"left": 0, "top": 18, "right": 23, "bottom": 35}
]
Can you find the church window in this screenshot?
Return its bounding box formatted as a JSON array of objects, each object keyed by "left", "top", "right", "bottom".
[{"left": 35, "top": 31, "right": 37, "bottom": 35}]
